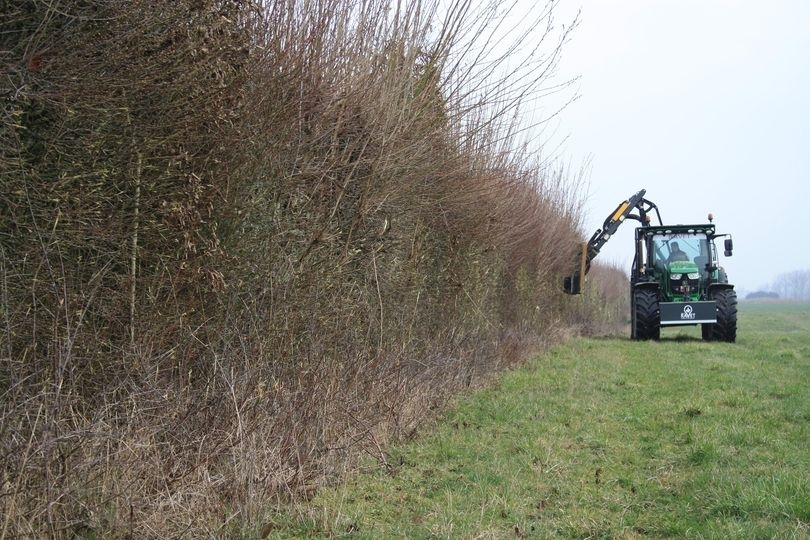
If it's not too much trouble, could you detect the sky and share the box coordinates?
[507,0,810,294]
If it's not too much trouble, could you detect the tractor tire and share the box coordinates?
[708,288,737,342]
[632,287,660,340]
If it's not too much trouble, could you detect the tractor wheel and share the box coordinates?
[632,287,660,340]
[709,288,737,342]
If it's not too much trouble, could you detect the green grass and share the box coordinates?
[262,302,810,538]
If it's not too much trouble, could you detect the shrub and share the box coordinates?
[0,1,619,536]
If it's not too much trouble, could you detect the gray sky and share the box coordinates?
[533,1,810,293]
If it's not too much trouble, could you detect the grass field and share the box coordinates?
[262,302,810,539]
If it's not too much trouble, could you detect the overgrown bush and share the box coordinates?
[566,261,632,335]
[1,0,621,536]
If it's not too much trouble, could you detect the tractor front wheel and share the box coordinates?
[706,288,737,342]
[632,287,660,341]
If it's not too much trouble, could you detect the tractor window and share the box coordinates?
[652,234,707,266]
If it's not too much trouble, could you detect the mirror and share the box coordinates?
[724,237,733,257]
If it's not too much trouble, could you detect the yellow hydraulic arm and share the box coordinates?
[563,189,661,294]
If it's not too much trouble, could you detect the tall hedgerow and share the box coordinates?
[0,0,617,536]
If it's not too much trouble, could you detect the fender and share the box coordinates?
[707,283,735,294]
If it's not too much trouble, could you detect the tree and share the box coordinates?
[772,269,810,300]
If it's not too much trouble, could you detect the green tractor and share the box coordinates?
[563,189,737,342]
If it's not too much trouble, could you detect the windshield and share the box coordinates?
[652,233,708,267]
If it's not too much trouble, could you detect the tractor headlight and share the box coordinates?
[687,272,700,280]
[670,273,682,280]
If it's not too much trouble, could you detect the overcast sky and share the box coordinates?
[519,0,810,293]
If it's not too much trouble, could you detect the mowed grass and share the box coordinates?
[265,302,810,539]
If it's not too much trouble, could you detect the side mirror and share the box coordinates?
[724,238,733,257]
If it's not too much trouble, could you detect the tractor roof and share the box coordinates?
[640,224,716,235]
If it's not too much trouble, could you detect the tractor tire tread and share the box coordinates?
[710,288,737,342]
[633,288,660,341]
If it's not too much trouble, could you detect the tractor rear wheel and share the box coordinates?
[707,288,737,342]
[632,287,660,340]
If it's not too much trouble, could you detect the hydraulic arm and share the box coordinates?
[563,189,662,294]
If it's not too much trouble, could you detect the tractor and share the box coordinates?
[563,189,737,342]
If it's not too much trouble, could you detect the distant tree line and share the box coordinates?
[771,269,810,300]
[746,290,779,300]
[748,269,810,300]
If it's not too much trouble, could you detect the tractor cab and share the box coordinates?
[636,226,718,302]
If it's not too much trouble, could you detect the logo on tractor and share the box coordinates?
[681,305,695,320]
